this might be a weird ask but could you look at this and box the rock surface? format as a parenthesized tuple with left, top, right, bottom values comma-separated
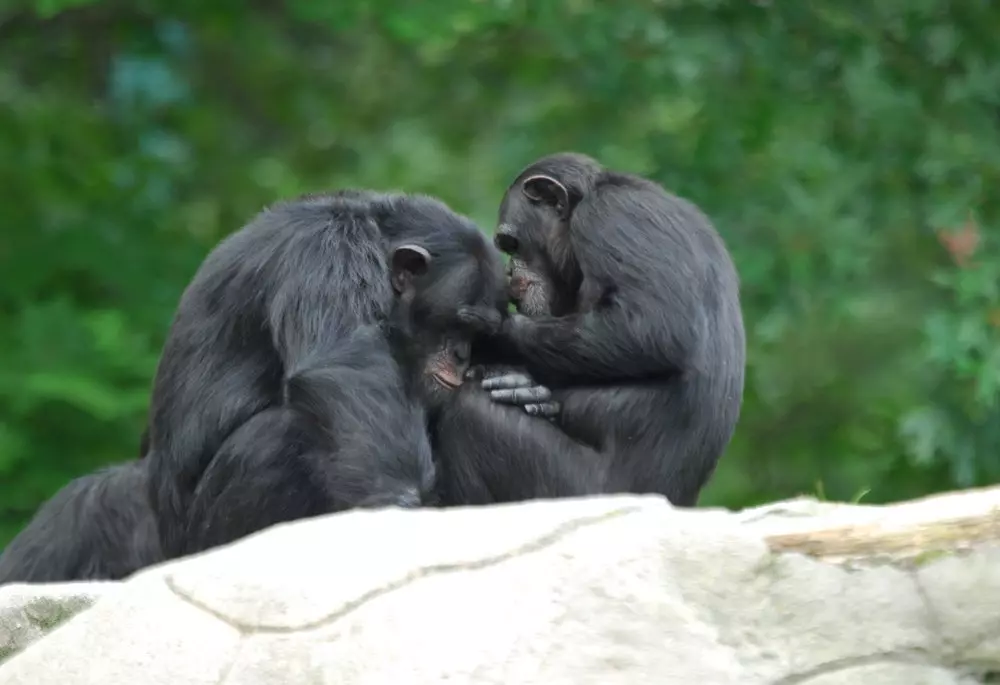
(0, 582, 117, 663)
(0, 488, 999, 684)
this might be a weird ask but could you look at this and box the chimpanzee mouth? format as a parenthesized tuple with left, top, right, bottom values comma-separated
(512, 296, 546, 317)
(433, 371, 463, 389)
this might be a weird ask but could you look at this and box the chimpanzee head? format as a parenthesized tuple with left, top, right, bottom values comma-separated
(381, 195, 507, 404)
(494, 152, 602, 316)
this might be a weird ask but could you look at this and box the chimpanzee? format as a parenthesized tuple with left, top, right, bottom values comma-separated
(0, 192, 506, 580)
(146, 190, 508, 559)
(433, 152, 745, 507)
(0, 460, 162, 584)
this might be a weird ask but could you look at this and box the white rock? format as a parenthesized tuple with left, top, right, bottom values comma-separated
(0, 490, 998, 685)
(0, 582, 116, 661)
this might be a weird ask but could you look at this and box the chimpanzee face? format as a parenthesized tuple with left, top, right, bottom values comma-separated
(388, 232, 506, 404)
(413, 329, 472, 407)
(493, 238, 557, 317)
(495, 173, 581, 317)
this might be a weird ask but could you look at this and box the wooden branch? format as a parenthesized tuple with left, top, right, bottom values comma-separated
(739, 485, 1000, 562)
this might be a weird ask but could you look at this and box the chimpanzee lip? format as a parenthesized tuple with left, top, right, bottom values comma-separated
(433, 373, 463, 389)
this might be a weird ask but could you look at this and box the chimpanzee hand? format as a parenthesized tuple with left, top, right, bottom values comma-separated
(498, 312, 531, 342)
(463, 364, 521, 384)
(456, 305, 504, 336)
(482, 370, 561, 420)
(464, 365, 507, 382)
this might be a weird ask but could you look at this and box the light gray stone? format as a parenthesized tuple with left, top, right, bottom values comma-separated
(164, 495, 659, 631)
(0, 489, 998, 685)
(220, 503, 748, 685)
(805, 662, 971, 685)
(0, 582, 116, 663)
(914, 546, 1000, 661)
(0, 575, 240, 684)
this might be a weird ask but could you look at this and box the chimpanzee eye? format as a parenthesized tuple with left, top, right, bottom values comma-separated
(494, 232, 519, 255)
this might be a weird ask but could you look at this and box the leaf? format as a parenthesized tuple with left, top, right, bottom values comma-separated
(899, 406, 951, 466)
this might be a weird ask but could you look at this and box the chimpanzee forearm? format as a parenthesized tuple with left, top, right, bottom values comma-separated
(433, 387, 606, 504)
(501, 310, 693, 385)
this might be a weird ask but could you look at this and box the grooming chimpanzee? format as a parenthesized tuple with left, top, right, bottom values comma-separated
(434, 152, 745, 507)
(0, 460, 162, 584)
(146, 191, 507, 559)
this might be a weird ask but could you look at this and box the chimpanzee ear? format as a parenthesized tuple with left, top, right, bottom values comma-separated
(391, 244, 431, 294)
(521, 174, 571, 218)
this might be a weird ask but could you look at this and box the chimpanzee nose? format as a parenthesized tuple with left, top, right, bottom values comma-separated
(494, 231, 519, 255)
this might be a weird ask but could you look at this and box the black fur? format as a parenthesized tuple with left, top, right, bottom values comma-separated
(0, 460, 162, 583)
(0, 191, 506, 580)
(146, 190, 506, 559)
(435, 152, 745, 507)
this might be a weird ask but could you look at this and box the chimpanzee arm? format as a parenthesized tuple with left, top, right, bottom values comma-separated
(433, 386, 606, 504)
(498, 309, 693, 385)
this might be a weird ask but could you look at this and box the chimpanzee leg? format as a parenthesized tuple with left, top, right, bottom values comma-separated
(433, 387, 605, 505)
(0, 461, 161, 583)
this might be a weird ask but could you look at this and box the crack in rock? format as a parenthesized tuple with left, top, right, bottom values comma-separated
(165, 505, 644, 634)
(772, 649, 939, 685)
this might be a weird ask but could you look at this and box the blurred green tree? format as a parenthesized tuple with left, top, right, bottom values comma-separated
(1, 0, 998, 546)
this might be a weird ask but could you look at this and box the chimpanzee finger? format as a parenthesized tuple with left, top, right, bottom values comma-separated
(524, 402, 562, 419)
(489, 385, 552, 405)
(482, 372, 535, 390)
(475, 365, 522, 382)
(463, 365, 486, 382)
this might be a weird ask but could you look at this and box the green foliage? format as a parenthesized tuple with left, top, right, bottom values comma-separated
(1, 0, 999, 546)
